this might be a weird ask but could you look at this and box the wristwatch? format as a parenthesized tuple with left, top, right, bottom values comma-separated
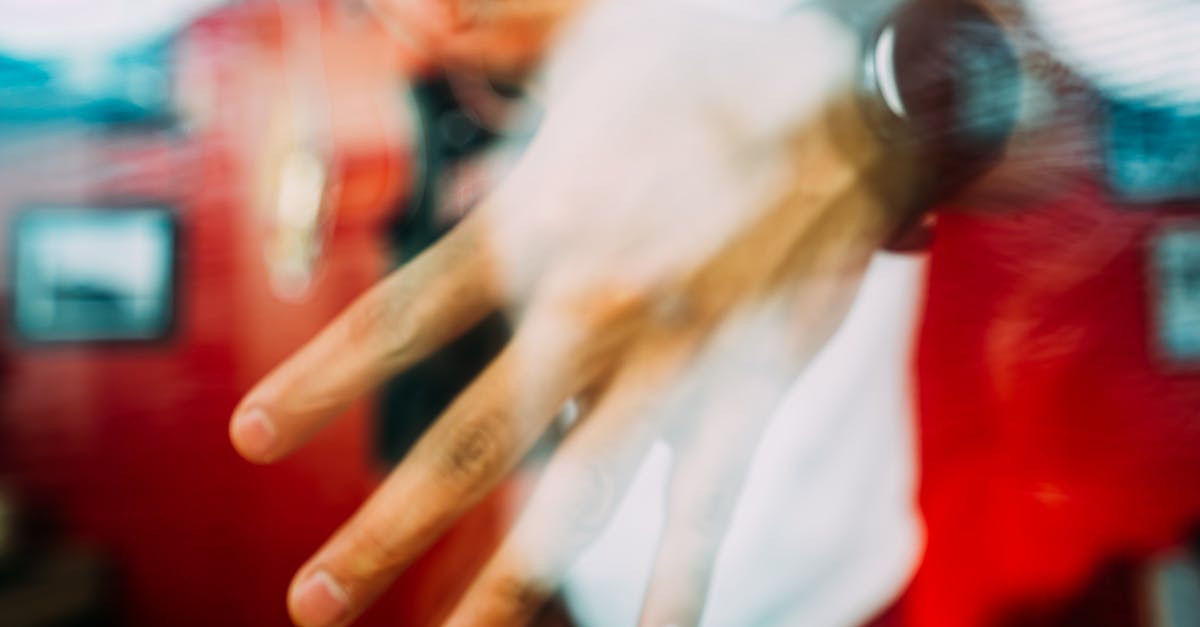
(833, 0, 1022, 246)
(872, 1, 1019, 185)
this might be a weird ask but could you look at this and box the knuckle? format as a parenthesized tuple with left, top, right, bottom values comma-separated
(347, 520, 407, 575)
(553, 462, 619, 549)
(344, 274, 447, 367)
(491, 575, 547, 618)
(437, 414, 509, 484)
(560, 277, 655, 321)
(679, 482, 738, 543)
(345, 291, 408, 351)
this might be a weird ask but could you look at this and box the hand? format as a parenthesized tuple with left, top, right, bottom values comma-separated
(366, 0, 583, 79)
(230, 3, 919, 626)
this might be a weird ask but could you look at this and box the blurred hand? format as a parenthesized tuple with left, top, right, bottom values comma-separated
(231, 3, 920, 626)
(367, 0, 584, 79)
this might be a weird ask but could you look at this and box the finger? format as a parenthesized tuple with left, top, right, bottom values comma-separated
(435, 1, 575, 75)
(230, 216, 499, 464)
(444, 338, 694, 626)
(366, 0, 457, 57)
(286, 309, 595, 627)
(638, 431, 756, 627)
(639, 309, 803, 627)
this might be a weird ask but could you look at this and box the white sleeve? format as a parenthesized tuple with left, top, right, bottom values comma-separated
(1025, 0, 1200, 108)
(678, 0, 906, 23)
(687, 0, 1200, 108)
(680, 0, 808, 20)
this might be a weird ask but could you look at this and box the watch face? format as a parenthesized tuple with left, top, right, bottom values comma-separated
(1151, 224, 1200, 365)
(1106, 101, 1200, 205)
(952, 32, 1021, 149)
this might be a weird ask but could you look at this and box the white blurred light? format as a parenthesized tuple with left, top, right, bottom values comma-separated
(0, 0, 223, 57)
(1027, 0, 1200, 107)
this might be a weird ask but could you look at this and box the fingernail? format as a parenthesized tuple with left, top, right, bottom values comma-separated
(293, 570, 349, 627)
(232, 408, 277, 460)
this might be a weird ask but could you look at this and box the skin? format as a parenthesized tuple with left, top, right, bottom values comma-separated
(365, 0, 582, 80)
(231, 2, 924, 626)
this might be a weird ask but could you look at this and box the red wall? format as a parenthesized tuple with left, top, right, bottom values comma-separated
(0, 124, 403, 626)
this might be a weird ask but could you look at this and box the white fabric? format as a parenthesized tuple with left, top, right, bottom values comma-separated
(0, 0, 222, 57)
(681, 0, 807, 21)
(562, 254, 926, 626)
(558, 2, 1196, 624)
(545, 2, 925, 624)
(1025, 0, 1200, 108)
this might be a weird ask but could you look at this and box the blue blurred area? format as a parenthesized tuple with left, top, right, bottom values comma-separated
(0, 6, 190, 347)
(0, 39, 175, 129)
(1105, 100, 1200, 204)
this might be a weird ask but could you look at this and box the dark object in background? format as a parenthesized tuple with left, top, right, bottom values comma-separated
(996, 558, 1144, 627)
(375, 77, 513, 465)
(0, 548, 117, 627)
(0, 489, 117, 627)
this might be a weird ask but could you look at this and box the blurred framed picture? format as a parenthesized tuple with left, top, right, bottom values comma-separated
(1105, 101, 1200, 205)
(1150, 223, 1200, 366)
(9, 205, 177, 343)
